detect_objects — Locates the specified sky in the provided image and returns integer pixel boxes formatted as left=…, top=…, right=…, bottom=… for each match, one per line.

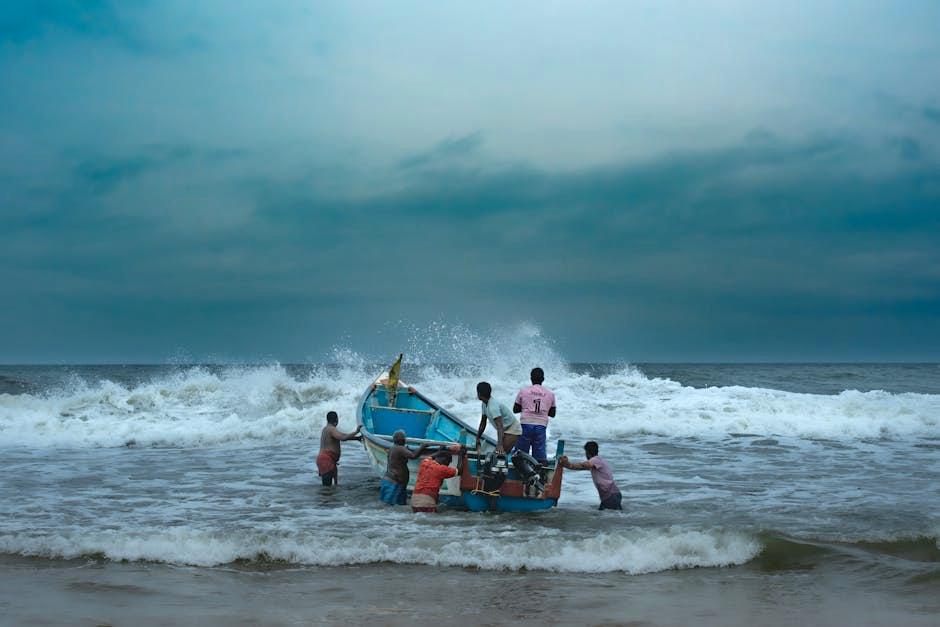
left=1, top=1, right=939, bottom=363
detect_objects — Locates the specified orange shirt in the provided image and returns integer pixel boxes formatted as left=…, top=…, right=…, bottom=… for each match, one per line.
left=413, top=457, right=457, bottom=499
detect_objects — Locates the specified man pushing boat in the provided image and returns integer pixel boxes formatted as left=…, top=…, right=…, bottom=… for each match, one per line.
left=317, top=411, right=362, bottom=486
left=412, top=448, right=463, bottom=513
left=380, top=429, right=433, bottom=505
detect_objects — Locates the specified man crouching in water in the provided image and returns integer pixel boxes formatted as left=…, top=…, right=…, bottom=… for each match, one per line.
left=317, top=411, right=361, bottom=486
left=411, top=448, right=463, bottom=513
left=380, top=429, right=432, bottom=505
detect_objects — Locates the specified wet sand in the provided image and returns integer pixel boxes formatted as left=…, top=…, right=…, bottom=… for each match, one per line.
left=2, top=555, right=937, bottom=626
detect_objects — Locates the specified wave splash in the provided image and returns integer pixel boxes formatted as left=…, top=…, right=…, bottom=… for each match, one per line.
left=3, top=527, right=937, bottom=574
left=0, top=323, right=938, bottom=448
left=0, top=526, right=761, bottom=574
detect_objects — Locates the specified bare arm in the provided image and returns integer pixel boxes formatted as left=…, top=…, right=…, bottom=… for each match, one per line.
left=331, top=425, right=362, bottom=441
left=452, top=446, right=465, bottom=476
left=559, top=456, right=591, bottom=470
left=403, top=443, right=430, bottom=459
left=548, top=405, right=556, bottom=418
left=513, top=402, right=522, bottom=414
left=476, top=414, right=487, bottom=446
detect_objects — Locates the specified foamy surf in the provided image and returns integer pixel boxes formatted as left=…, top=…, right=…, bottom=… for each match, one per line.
left=0, top=360, right=937, bottom=448
left=0, top=526, right=761, bottom=573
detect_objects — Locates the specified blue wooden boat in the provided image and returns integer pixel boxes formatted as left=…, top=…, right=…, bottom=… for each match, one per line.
left=357, top=368, right=565, bottom=512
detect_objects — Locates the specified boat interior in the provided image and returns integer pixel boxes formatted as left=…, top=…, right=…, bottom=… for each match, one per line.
left=362, top=386, right=485, bottom=447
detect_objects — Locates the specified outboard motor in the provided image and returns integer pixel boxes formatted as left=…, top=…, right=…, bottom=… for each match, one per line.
left=479, top=452, right=510, bottom=511
left=511, top=450, right=546, bottom=496
left=480, top=451, right=509, bottom=492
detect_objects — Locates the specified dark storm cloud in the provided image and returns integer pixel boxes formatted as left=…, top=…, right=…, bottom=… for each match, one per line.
left=398, top=132, right=484, bottom=170
left=0, top=0, right=124, bottom=44
left=76, top=145, right=196, bottom=193
left=2, top=1, right=940, bottom=361
left=231, top=131, right=940, bottom=313
left=0, top=0, right=201, bottom=53
left=3, top=128, right=939, bottom=361
left=889, top=137, right=922, bottom=161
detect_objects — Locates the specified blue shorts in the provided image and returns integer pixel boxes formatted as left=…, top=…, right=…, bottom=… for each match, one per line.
left=379, top=479, right=407, bottom=505
left=513, top=424, right=547, bottom=463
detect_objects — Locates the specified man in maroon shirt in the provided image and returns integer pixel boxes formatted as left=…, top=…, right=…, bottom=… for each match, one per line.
left=560, top=441, right=622, bottom=510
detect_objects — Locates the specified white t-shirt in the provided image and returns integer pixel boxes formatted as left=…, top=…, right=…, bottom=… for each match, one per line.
left=482, top=398, right=522, bottom=435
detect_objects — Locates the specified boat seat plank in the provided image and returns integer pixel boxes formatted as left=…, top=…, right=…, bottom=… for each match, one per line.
left=370, top=406, right=436, bottom=415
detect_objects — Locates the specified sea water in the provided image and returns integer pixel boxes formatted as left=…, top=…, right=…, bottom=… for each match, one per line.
left=0, top=328, right=938, bottom=625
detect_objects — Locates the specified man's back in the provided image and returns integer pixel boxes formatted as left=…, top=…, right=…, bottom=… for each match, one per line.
left=414, top=457, right=457, bottom=498
left=320, top=425, right=341, bottom=455
left=516, top=384, right=555, bottom=426
left=588, top=455, right=620, bottom=500
left=385, top=444, right=412, bottom=484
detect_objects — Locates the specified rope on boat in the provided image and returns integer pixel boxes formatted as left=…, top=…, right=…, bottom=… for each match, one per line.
left=471, top=449, right=501, bottom=497
left=470, top=489, right=501, bottom=497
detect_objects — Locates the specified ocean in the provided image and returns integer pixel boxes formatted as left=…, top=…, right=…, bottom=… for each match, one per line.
left=1, top=341, right=938, bottom=625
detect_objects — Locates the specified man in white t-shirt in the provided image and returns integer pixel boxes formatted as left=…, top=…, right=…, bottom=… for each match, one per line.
left=512, top=367, right=556, bottom=464
left=475, top=381, right=522, bottom=454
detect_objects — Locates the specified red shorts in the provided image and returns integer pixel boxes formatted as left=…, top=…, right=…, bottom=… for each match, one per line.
left=316, top=450, right=339, bottom=476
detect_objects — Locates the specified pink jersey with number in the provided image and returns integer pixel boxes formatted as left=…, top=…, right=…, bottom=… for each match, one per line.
left=515, top=384, right=556, bottom=426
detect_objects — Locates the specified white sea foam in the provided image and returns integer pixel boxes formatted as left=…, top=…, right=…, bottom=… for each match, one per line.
left=0, top=526, right=760, bottom=573
left=0, top=324, right=937, bottom=448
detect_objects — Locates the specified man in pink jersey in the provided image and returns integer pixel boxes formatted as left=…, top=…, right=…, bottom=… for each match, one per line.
left=512, top=367, right=556, bottom=464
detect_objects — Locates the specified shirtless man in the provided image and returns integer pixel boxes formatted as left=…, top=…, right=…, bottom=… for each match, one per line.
left=317, top=411, right=361, bottom=486
left=380, top=430, right=432, bottom=505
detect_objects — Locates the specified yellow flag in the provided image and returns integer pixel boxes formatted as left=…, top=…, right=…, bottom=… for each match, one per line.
left=386, top=353, right=403, bottom=405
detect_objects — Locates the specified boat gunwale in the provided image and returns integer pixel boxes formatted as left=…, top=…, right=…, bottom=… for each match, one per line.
left=355, top=377, right=496, bottom=450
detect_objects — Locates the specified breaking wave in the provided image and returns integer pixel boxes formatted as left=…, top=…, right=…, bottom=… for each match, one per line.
left=3, top=527, right=936, bottom=575
left=0, top=526, right=761, bottom=573
left=0, top=324, right=937, bottom=448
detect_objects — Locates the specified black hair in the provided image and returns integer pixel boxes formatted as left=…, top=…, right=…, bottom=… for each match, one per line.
left=434, top=451, right=453, bottom=466
left=530, top=367, right=545, bottom=384
left=326, top=411, right=338, bottom=425
left=584, top=441, right=599, bottom=457
left=476, top=381, right=492, bottom=398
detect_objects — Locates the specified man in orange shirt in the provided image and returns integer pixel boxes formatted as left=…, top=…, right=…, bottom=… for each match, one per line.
left=411, top=448, right=462, bottom=513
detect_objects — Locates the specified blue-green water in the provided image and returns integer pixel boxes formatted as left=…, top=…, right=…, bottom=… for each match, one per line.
left=0, top=361, right=937, bottom=625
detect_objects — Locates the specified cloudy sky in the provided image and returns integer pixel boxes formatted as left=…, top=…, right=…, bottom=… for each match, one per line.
left=1, top=1, right=939, bottom=363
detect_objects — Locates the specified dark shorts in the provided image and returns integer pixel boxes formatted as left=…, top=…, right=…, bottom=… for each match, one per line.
left=412, top=507, right=437, bottom=513
left=513, top=424, right=547, bottom=463
left=379, top=479, right=407, bottom=505
left=599, top=492, right=622, bottom=510
left=320, top=471, right=336, bottom=486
